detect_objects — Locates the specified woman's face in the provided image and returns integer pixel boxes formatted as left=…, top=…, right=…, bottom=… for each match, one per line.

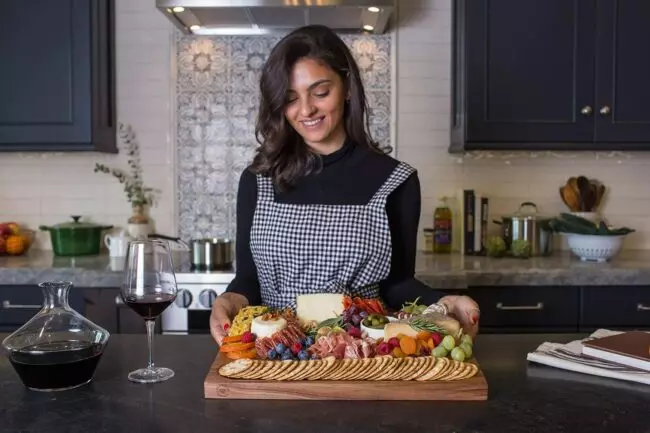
left=284, top=57, right=347, bottom=154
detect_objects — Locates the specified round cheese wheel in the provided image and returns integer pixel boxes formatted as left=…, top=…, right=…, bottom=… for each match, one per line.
left=250, top=316, right=288, bottom=339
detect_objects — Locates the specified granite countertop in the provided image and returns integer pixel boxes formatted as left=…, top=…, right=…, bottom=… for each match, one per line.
left=1, top=333, right=649, bottom=433
left=2, top=249, right=650, bottom=288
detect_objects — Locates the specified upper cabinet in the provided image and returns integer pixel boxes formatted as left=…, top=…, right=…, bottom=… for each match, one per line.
left=450, top=0, right=650, bottom=152
left=0, top=0, right=116, bottom=153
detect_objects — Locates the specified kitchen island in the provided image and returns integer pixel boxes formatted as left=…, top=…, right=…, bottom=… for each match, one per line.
left=1, top=333, right=648, bottom=433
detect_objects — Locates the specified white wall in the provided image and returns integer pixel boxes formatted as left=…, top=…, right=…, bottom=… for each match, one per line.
left=394, top=0, right=650, bottom=250
left=0, top=0, right=176, bottom=249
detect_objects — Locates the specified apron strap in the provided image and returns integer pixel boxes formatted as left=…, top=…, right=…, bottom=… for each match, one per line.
left=368, top=162, right=417, bottom=206
left=256, top=174, right=275, bottom=202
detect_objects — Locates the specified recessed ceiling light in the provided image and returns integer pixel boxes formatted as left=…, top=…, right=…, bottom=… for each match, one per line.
left=190, top=25, right=201, bottom=31
left=363, top=24, right=374, bottom=31
left=172, top=6, right=185, bottom=12
left=368, top=6, right=380, bottom=13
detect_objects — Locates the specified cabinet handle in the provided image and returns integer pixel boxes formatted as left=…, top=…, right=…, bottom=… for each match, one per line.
left=600, top=106, right=611, bottom=115
left=637, top=303, right=650, bottom=311
left=580, top=106, right=592, bottom=115
left=1, top=300, right=41, bottom=310
left=115, top=294, right=125, bottom=307
left=496, top=302, right=544, bottom=310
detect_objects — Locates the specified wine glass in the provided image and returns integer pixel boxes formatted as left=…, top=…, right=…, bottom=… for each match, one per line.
left=121, top=239, right=177, bottom=383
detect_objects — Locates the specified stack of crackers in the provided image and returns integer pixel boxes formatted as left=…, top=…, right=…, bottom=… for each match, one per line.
left=218, top=356, right=479, bottom=381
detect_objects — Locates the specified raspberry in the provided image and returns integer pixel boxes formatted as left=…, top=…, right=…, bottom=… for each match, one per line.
left=430, top=332, right=443, bottom=346
left=387, top=337, right=400, bottom=349
left=291, top=342, right=302, bottom=355
left=377, top=342, right=391, bottom=356
left=241, top=331, right=256, bottom=343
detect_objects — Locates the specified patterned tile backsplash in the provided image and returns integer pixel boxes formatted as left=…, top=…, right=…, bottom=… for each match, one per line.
left=176, top=33, right=392, bottom=240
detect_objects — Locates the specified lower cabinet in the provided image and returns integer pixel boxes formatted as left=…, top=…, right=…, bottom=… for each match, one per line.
left=448, top=285, right=650, bottom=334
left=0, top=286, right=159, bottom=334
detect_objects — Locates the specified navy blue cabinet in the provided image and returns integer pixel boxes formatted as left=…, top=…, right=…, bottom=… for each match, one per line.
left=0, top=0, right=116, bottom=152
left=451, top=0, right=650, bottom=152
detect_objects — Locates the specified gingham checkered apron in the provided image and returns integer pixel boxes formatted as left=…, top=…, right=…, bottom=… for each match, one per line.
left=250, top=162, right=416, bottom=310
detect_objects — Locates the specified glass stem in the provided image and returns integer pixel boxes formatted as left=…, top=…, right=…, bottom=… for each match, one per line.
left=145, top=320, right=155, bottom=370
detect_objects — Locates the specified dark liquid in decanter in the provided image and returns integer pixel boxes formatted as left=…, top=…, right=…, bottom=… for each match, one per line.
left=9, top=340, right=104, bottom=391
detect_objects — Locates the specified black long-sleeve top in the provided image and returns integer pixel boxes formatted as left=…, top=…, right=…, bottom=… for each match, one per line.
left=225, top=140, right=446, bottom=311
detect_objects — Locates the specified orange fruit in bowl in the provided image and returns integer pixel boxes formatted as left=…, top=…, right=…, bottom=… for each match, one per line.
left=6, top=235, right=25, bottom=255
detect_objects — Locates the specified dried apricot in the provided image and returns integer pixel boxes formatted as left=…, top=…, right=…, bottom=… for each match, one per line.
left=223, top=335, right=243, bottom=344
left=226, top=348, right=257, bottom=360
left=416, top=331, right=431, bottom=341
left=220, top=342, right=255, bottom=353
left=392, top=346, right=405, bottom=358
left=399, top=336, right=417, bottom=356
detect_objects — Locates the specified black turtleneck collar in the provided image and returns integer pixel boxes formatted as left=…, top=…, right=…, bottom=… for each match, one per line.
left=320, top=137, right=353, bottom=167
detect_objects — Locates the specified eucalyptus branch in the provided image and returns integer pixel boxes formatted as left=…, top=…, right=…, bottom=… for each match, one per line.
left=93, top=123, right=160, bottom=208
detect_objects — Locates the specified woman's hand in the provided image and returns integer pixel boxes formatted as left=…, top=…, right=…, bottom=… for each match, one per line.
left=438, top=295, right=480, bottom=339
left=209, top=292, right=249, bottom=345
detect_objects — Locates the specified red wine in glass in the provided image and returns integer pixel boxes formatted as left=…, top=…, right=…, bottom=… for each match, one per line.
left=121, top=239, right=178, bottom=384
left=122, top=293, right=176, bottom=320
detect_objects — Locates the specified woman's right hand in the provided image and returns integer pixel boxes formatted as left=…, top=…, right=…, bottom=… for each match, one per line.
left=209, top=292, right=249, bottom=345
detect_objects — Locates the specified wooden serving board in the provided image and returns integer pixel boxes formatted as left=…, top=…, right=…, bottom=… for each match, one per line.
left=204, top=353, right=488, bottom=401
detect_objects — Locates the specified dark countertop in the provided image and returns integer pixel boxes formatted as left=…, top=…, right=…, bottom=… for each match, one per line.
left=3, top=249, right=650, bottom=288
left=1, top=333, right=649, bottom=433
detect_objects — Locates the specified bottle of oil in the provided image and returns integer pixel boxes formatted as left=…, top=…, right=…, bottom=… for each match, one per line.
left=433, top=196, right=452, bottom=254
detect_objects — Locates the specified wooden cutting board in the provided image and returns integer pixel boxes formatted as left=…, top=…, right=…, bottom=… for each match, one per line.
left=204, top=353, right=488, bottom=400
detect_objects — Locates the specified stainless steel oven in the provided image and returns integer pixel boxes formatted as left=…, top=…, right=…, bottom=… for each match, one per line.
left=161, top=272, right=235, bottom=335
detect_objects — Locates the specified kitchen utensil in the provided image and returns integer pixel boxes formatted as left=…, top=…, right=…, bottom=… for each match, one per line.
left=39, top=216, right=113, bottom=256
left=559, top=185, right=580, bottom=212
left=563, top=233, right=625, bottom=263
left=121, top=240, right=177, bottom=383
left=594, top=183, right=606, bottom=209
left=148, top=234, right=234, bottom=270
left=104, top=230, right=133, bottom=258
left=576, top=176, right=593, bottom=211
left=493, top=202, right=554, bottom=256
left=1, top=281, right=110, bottom=391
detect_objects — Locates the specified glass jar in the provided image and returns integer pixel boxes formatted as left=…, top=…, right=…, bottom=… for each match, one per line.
left=1, top=281, right=110, bottom=391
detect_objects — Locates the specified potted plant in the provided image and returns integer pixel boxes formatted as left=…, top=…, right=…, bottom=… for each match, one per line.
left=94, top=123, right=159, bottom=239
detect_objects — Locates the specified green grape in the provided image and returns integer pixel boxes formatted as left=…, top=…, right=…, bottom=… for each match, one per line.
left=442, top=335, right=456, bottom=351
left=460, top=334, right=473, bottom=346
left=431, top=345, right=448, bottom=358
left=451, top=347, right=466, bottom=362
left=459, top=342, right=473, bottom=358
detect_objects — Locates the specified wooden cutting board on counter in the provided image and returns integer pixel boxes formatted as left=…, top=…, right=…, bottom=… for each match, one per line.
left=204, top=353, right=488, bottom=400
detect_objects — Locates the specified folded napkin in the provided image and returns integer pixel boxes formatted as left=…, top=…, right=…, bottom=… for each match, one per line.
left=526, top=329, right=650, bottom=386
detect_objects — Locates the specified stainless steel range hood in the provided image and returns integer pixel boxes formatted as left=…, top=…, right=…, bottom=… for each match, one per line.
left=156, top=0, right=394, bottom=35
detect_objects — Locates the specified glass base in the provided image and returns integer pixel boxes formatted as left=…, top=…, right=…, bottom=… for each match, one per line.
left=127, top=366, right=174, bottom=384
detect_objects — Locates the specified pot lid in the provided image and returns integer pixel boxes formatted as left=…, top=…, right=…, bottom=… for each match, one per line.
left=506, top=202, right=552, bottom=220
left=45, top=216, right=113, bottom=230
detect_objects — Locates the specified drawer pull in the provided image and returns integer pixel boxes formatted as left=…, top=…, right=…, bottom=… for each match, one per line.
left=1, top=300, right=41, bottom=310
left=496, top=302, right=544, bottom=311
left=637, top=303, right=650, bottom=311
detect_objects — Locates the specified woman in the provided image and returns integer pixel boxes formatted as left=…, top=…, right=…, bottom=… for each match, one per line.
left=210, top=25, right=480, bottom=345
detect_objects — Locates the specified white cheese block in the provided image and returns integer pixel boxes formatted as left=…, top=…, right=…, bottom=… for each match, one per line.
left=296, top=294, right=345, bottom=324
left=250, top=316, right=287, bottom=339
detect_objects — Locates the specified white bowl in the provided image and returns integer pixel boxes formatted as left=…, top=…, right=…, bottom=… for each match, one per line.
left=564, top=233, right=625, bottom=263
left=360, top=316, right=397, bottom=340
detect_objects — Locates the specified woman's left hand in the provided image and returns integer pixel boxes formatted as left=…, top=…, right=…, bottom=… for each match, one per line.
left=439, top=295, right=480, bottom=338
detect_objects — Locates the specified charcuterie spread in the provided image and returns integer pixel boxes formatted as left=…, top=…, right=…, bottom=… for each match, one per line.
left=217, top=295, right=478, bottom=382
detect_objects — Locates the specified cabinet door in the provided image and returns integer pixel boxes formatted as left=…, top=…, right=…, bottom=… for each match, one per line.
left=595, top=0, right=650, bottom=145
left=581, top=286, right=650, bottom=330
left=0, top=0, right=115, bottom=152
left=463, top=0, right=596, bottom=145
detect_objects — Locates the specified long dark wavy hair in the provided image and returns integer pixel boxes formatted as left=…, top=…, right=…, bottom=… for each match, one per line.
left=250, top=25, right=387, bottom=191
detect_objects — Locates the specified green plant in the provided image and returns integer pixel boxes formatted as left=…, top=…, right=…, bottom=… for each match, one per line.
left=94, top=123, right=159, bottom=208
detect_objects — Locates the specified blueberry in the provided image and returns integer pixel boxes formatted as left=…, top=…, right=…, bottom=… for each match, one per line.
left=305, top=336, right=314, bottom=347
left=266, top=349, right=277, bottom=360
left=275, top=343, right=286, bottom=353
left=310, top=354, right=319, bottom=360
left=297, top=350, right=309, bottom=361
left=359, top=311, right=369, bottom=319
left=280, top=351, right=293, bottom=361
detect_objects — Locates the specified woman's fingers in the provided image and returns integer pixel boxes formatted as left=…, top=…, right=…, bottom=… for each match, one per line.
left=210, top=300, right=232, bottom=346
left=453, top=296, right=481, bottom=338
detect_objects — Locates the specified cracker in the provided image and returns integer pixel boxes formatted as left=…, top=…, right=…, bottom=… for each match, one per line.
left=418, top=357, right=446, bottom=381
left=218, top=359, right=253, bottom=378
left=397, top=357, right=425, bottom=380
left=274, top=360, right=301, bottom=380
left=455, top=362, right=479, bottom=380
left=407, top=356, right=435, bottom=381
left=375, top=358, right=400, bottom=381
left=266, top=360, right=295, bottom=380
left=292, top=360, right=321, bottom=380
left=238, top=360, right=265, bottom=379
left=310, top=357, right=338, bottom=380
